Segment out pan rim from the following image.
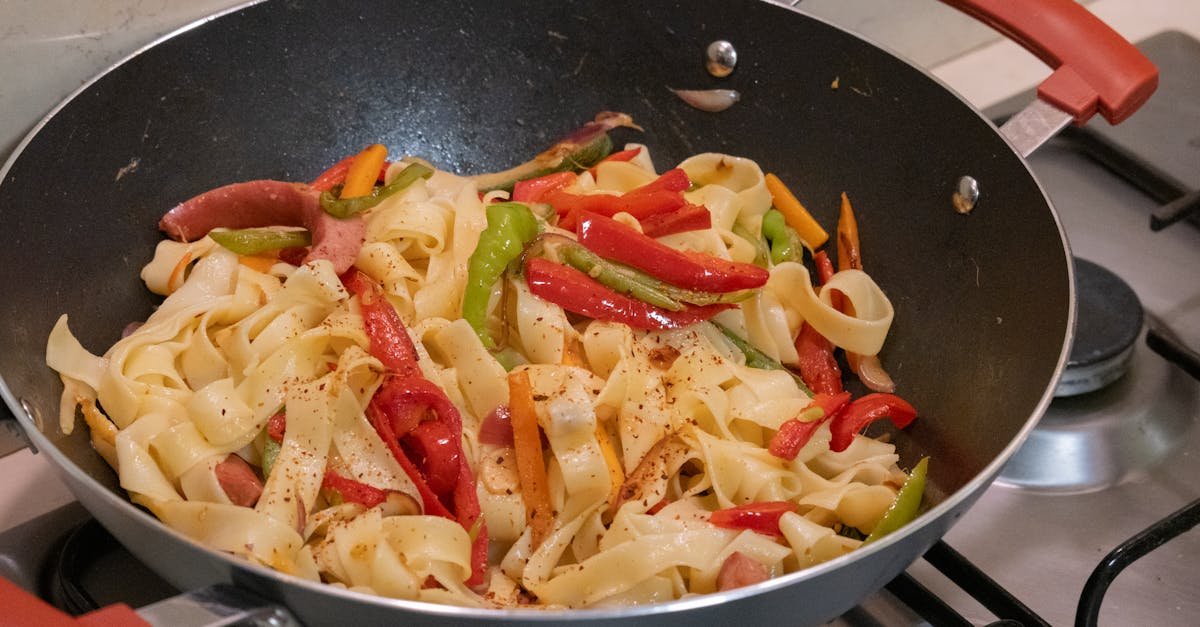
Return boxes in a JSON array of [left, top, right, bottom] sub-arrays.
[[0, 0, 1077, 619]]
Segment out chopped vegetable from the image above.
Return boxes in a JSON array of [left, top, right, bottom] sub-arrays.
[[266, 412, 286, 443], [794, 323, 842, 396], [558, 242, 683, 311], [210, 228, 311, 256], [837, 192, 862, 272], [639, 203, 712, 238], [319, 162, 433, 219], [341, 270, 423, 378], [347, 271, 488, 585], [552, 168, 691, 229], [310, 154, 389, 192], [713, 322, 813, 395], [828, 393, 918, 453], [764, 173, 829, 249], [322, 470, 388, 508], [463, 202, 542, 348], [576, 212, 769, 292], [865, 457, 929, 543], [709, 501, 798, 537], [557, 241, 751, 312], [672, 88, 741, 113], [761, 209, 804, 264], [813, 250, 843, 312], [508, 370, 553, 549], [767, 392, 849, 460], [261, 438, 281, 477], [732, 222, 770, 268], [594, 423, 625, 508], [588, 146, 642, 176], [512, 171, 577, 203], [340, 144, 388, 199], [525, 257, 732, 330], [471, 112, 639, 193], [404, 419, 464, 499]]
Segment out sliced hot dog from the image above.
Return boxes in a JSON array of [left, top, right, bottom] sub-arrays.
[[214, 453, 264, 507], [716, 551, 771, 591]]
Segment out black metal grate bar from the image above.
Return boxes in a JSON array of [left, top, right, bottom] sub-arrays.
[[1075, 498, 1200, 627], [884, 571, 972, 627], [922, 541, 1050, 627]]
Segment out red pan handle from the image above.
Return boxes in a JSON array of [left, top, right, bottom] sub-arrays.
[[940, 0, 1158, 125], [0, 576, 148, 626]]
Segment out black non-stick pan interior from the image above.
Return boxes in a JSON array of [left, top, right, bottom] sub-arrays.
[[0, 0, 1069, 510]]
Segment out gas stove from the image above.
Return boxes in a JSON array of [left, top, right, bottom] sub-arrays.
[[1, 6, 1198, 627]]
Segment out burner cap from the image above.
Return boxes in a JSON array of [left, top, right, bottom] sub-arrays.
[[1055, 258, 1143, 397]]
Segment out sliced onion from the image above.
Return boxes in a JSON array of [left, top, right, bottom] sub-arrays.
[[672, 88, 741, 113], [848, 352, 896, 393]]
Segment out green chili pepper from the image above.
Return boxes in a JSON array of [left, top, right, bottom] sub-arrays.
[[713, 322, 814, 396], [733, 221, 770, 268], [762, 209, 805, 264], [558, 243, 755, 311], [559, 244, 685, 311], [464, 202, 542, 348], [865, 457, 929, 543], [476, 131, 614, 193], [261, 438, 282, 478], [209, 228, 311, 256], [319, 162, 434, 218]]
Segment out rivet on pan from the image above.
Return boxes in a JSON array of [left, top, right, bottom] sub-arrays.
[[705, 40, 737, 78], [953, 176, 980, 214]]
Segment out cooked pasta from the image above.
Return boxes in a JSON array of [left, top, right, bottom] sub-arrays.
[[46, 134, 921, 609]]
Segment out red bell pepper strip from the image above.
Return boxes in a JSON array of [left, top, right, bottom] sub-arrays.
[[627, 168, 690, 195], [403, 419, 464, 500], [587, 146, 642, 176], [709, 501, 798, 538], [512, 171, 577, 203], [828, 393, 918, 453], [346, 270, 487, 586], [576, 212, 769, 292], [341, 270, 423, 379], [767, 392, 850, 460], [311, 155, 390, 192], [813, 250, 845, 314], [552, 189, 685, 230], [794, 323, 842, 396], [322, 470, 389, 508], [266, 412, 286, 444], [639, 203, 712, 238], [524, 257, 732, 330]]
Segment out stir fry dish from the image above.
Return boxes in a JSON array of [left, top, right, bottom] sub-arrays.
[[46, 113, 927, 608]]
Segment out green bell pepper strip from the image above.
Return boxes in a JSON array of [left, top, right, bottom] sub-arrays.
[[558, 242, 755, 311], [209, 228, 311, 256], [761, 209, 804, 264], [464, 202, 542, 348], [733, 221, 770, 268], [559, 243, 685, 311], [319, 162, 434, 219], [261, 438, 281, 477], [865, 456, 929, 543], [713, 322, 814, 396]]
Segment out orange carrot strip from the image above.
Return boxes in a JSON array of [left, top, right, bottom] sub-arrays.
[[836, 192, 862, 272], [508, 370, 553, 549], [166, 251, 193, 294], [341, 144, 388, 198], [238, 255, 276, 274], [764, 173, 829, 249]]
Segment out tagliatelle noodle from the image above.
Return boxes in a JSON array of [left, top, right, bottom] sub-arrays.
[[45, 144, 916, 610]]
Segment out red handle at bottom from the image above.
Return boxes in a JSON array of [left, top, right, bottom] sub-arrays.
[[0, 577, 148, 627]]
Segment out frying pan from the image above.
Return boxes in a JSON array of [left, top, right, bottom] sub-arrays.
[[0, 0, 1156, 624]]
